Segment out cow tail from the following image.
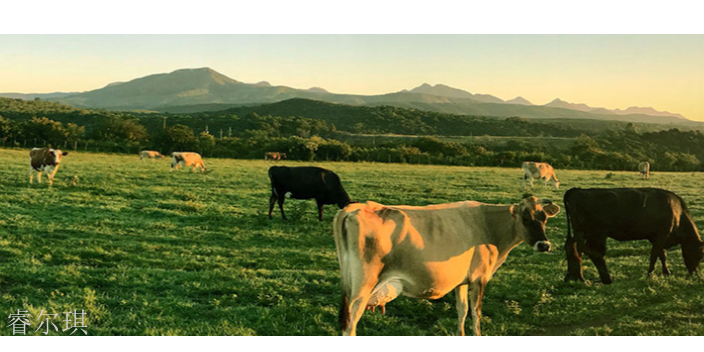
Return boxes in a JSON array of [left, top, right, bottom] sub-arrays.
[[564, 192, 573, 242], [333, 210, 351, 332], [268, 167, 278, 197]]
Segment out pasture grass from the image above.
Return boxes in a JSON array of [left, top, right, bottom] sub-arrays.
[[0, 148, 703, 335]]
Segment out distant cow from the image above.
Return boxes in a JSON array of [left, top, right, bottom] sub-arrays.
[[29, 148, 68, 185], [564, 187, 704, 284], [171, 152, 206, 173], [522, 161, 560, 189], [638, 161, 650, 179], [334, 197, 560, 336], [140, 150, 164, 160], [268, 166, 351, 221], [265, 152, 286, 161]]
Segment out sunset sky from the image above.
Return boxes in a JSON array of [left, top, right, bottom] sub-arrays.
[[1, 35, 703, 120]]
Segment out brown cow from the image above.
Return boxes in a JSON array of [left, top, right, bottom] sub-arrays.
[[265, 152, 286, 161], [171, 152, 206, 173], [140, 150, 164, 160], [29, 148, 68, 185], [522, 161, 560, 189]]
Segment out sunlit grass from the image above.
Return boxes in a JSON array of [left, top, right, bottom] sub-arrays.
[[0, 148, 702, 335]]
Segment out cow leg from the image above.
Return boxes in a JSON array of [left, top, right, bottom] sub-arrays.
[[37, 171, 42, 184], [583, 235, 612, 284], [455, 284, 469, 336], [29, 167, 34, 184], [316, 200, 325, 221], [341, 283, 375, 336], [648, 243, 670, 276], [469, 279, 485, 336], [660, 250, 671, 276], [564, 235, 585, 282], [268, 194, 277, 219], [278, 196, 288, 221], [47, 165, 59, 185], [343, 295, 370, 336]]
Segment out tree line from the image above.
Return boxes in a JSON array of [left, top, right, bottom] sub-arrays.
[[1, 97, 703, 172]]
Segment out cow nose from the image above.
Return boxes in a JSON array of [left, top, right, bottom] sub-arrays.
[[534, 241, 551, 252]]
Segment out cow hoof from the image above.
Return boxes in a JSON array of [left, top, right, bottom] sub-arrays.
[[601, 277, 613, 285], [564, 275, 585, 283]]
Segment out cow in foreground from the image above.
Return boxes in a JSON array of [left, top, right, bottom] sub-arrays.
[[171, 152, 206, 173], [140, 150, 164, 160], [564, 187, 704, 284], [29, 148, 68, 185], [638, 161, 650, 179], [522, 161, 560, 189], [268, 166, 351, 221], [334, 197, 560, 336]]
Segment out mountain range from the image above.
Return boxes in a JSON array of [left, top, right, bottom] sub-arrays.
[[0, 67, 691, 124]]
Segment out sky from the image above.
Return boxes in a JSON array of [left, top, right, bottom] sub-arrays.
[[1, 34, 703, 120]]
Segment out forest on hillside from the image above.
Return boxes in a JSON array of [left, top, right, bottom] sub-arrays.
[[1, 97, 704, 172]]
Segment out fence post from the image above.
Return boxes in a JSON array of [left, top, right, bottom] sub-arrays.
[[74, 141, 78, 151]]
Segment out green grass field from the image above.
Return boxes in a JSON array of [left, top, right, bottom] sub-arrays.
[[1, 148, 703, 336]]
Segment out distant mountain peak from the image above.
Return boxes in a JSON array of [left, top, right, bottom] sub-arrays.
[[544, 98, 593, 112], [505, 96, 533, 105], [306, 87, 329, 93], [545, 98, 687, 120], [408, 83, 504, 103], [253, 81, 271, 87]]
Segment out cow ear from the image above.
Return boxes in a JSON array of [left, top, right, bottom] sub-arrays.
[[62, 151, 69, 156], [543, 204, 561, 217]]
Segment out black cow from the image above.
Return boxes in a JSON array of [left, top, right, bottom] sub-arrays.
[[268, 166, 352, 221], [564, 187, 704, 284]]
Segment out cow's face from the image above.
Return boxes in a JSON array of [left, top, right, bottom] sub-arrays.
[[682, 242, 704, 274], [511, 197, 560, 252], [49, 149, 68, 164]]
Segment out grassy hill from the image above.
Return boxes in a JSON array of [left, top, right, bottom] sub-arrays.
[[1, 149, 703, 335]]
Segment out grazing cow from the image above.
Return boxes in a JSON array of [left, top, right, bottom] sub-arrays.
[[264, 152, 286, 161], [140, 150, 164, 160], [29, 148, 68, 185], [268, 166, 351, 221], [563, 187, 704, 284], [171, 152, 206, 173], [522, 161, 560, 189], [334, 197, 560, 336], [638, 161, 650, 179]]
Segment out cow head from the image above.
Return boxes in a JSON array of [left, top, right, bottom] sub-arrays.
[[682, 241, 704, 275], [511, 197, 560, 252], [48, 149, 68, 164]]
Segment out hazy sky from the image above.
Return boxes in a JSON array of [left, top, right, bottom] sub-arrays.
[[2, 35, 703, 120]]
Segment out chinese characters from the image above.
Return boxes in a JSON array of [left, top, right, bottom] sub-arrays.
[[7, 309, 88, 335]]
